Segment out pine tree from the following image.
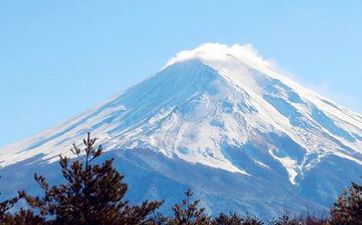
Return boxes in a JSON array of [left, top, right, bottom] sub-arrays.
[[239, 217, 263, 225], [212, 213, 263, 225], [212, 213, 243, 225], [0, 197, 19, 224], [0, 198, 16, 223], [167, 189, 210, 225], [269, 214, 328, 225], [269, 214, 299, 225], [329, 179, 362, 225], [303, 216, 326, 225], [19, 133, 162, 225], [1, 209, 45, 225], [148, 212, 169, 225]]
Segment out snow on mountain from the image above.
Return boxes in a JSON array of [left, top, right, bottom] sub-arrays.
[[1, 43, 362, 217]]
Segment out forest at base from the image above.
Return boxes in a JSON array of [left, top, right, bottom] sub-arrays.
[[0, 134, 361, 225]]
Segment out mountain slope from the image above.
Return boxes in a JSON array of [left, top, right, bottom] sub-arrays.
[[1, 43, 361, 218]]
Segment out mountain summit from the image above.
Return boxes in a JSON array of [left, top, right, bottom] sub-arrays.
[[1, 43, 362, 217]]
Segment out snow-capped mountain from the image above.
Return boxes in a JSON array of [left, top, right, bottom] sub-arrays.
[[1, 43, 362, 218]]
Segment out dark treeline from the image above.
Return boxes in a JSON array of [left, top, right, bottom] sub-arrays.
[[0, 134, 361, 225]]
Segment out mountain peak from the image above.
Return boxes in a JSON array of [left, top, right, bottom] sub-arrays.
[[1, 43, 362, 181], [1, 43, 362, 217], [165, 43, 299, 98]]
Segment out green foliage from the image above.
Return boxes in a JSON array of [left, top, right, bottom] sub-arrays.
[[0, 197, 19, 224], [212, 213, 243, 225], [147, 212, 169, 225], [212, 213, 263, 225], [0, 134, 360, 225], [303, 215, 327, 225], [330, 180, 362, 225], [18, 133, 162, 225], [167, 189, 210, 225], [269, 214, 300, 225], [269, 213, 328, 225], [1, 209, 45, 225]]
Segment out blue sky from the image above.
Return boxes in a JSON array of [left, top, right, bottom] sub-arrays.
[[1, 0, 361, 146]]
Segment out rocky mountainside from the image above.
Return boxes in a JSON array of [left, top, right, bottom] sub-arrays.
[[1, 43, 361, 218]]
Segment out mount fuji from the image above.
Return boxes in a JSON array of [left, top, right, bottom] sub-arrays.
[[1, 43, 362, 218]]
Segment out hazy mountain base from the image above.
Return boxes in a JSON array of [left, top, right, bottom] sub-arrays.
[[2, 148, 361, 219]]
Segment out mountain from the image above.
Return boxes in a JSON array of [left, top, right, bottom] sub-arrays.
[[1, 43, 362, 218]]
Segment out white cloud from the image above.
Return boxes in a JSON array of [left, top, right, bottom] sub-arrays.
[[165, 42, 274, 69]]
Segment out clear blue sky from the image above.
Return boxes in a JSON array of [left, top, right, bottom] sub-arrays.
[[1, 0, 361, 147]]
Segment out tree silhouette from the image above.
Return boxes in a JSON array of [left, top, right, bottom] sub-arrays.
[[19, 133, 162, 225], [269, 214, 299, 225], [1, 209, 45, 225], [212, 213, 263, 225], [330, 179, 362, 225], [167, 189, 210, 225]]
